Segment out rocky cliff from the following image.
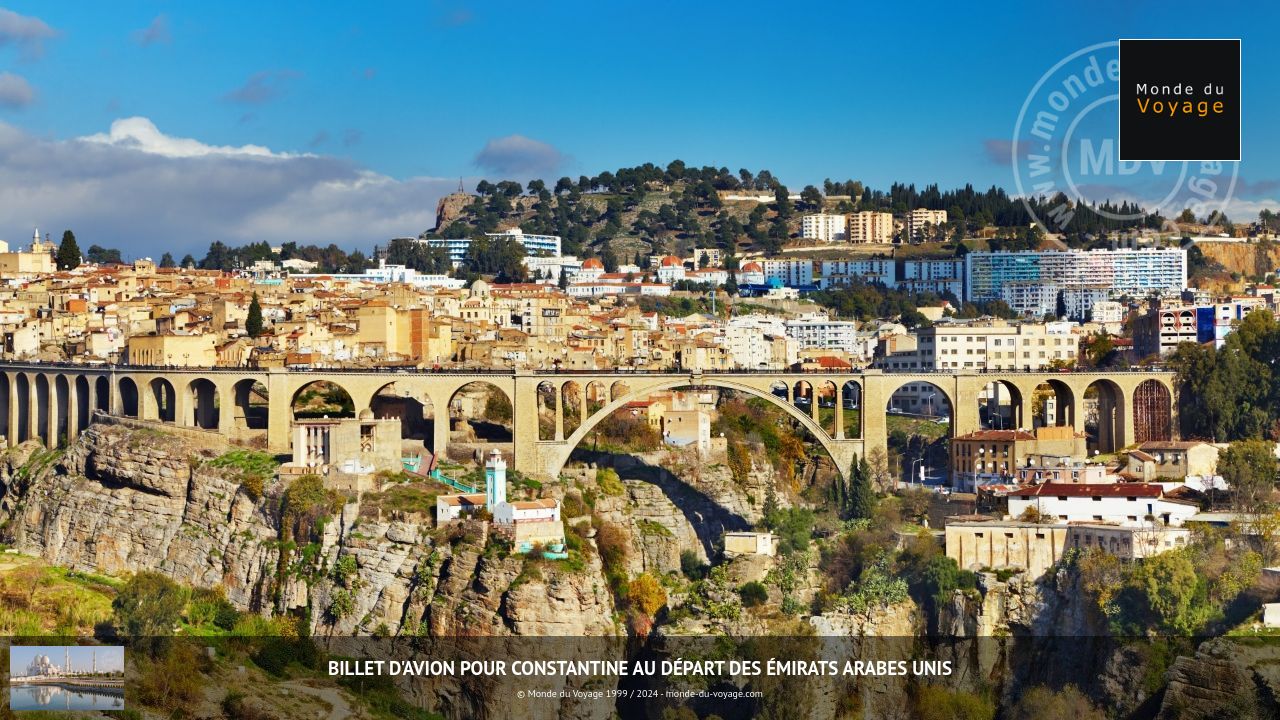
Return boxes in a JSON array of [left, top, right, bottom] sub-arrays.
[[2, 424, 280, 610], [0, 423, 625, 719]]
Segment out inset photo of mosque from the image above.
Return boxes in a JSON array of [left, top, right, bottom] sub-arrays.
[[9, 646, 124, 712]]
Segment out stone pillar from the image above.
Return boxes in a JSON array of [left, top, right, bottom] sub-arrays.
[[951, 380, 981, 439], [1018, 392, 1034, 431], [5, 374, 16, 447], [266, 370, 292, 453], [431, 391, 449, 460], [138, 378, 155, 422], [28, 376, 39, 446], [44, 377, 56, 447], [65, 376, 78, 445], [1117, 385, 1133, 450], [834, 383, 844, 440], [578, 387, 588, 434], [218, 381, 236, 434], [174, 380, 192, 427], [860, 373, 889, 468], [554, 391, 564, 441], [511, 374, 545, 478]]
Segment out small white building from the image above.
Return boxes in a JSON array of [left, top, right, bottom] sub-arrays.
[[724, 532, 778, 557], [1008, 483, 1200, 527], [436, 493, 487, 522], [485, 449, 565, 547]]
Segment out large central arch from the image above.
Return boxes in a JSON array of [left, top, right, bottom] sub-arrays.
[[546, 376, 852, 479]]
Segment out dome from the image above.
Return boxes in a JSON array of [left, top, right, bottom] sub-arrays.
[[741, 262, 762, 272], [358, 408, 374, 420], [660, 255, 682, 267], [582, 258, 604, 269]]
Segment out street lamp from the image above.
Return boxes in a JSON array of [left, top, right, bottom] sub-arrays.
[[910, 457, 926, 487]]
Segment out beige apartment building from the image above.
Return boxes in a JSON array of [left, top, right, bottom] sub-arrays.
[[880, 320, 1079, 372], [905, 208, 947, 241], [946, 520, 1191, 578], [126, 333, 218, 366], [846, 211, 894, 244]]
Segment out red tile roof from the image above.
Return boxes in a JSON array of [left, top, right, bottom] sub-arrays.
[[954, 430, 1036, 442], [1009, 482, 1163, 498]]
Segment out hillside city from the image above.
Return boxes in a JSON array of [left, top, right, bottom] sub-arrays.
[[2, 168, 1280, 718]]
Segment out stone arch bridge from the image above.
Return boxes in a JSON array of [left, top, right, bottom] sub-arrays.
[[0, 362, 1177, 482]]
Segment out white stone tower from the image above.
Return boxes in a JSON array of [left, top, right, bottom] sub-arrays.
[[485, 448, 506, 508]]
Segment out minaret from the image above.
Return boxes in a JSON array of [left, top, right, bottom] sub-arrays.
[[32, 227, 40, 252], [64, 647, 69, 675], [485, 448, 506, 508], [92, 650, 96, 674]]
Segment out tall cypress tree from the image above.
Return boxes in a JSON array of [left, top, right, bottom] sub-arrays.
[[56, 230, 82, 270], [245, 293, 264, 338], [848, 455, 878, 520]]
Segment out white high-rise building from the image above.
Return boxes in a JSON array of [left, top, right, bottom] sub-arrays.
[[801, 214, 847, 242], [965, 248, 1187, 316]]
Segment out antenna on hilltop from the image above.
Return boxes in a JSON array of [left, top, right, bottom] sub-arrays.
[[458, 177, 465, 194]]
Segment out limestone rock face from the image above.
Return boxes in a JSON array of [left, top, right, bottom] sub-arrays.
[[1157, 637, 1280, 720], [4, 424, 279, 610]]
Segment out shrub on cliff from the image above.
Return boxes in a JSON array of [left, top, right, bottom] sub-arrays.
[[113, 571, 190, 638]]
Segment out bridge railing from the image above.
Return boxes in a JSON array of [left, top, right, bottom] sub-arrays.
[[0, 360, 1173, 376]]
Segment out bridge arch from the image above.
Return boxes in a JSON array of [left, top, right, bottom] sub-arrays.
[[0, 371, 8, 444], [1084, 378, 1126, 453], [978, 379, 1023, 430], [187, 378, 220, 429], [1133, 378, 1172, 444], [840, 380, 862, 439], [34, 374, 50, 446], [536, 381, 558, 441], [148, 377, 177, 423], [368, 381, 437, 450], [53, 374, 70, 446], [1028, 378, 1076, 428], [93, 376, 109, 414], [448, 380, 513, 445], [291, 380, 355, 420], [548, 376, 849, 481], [881, 377, 956, 424], [73, 375, 90, 435], [118, 377, 139, 418], [232, 378, 268, 431]]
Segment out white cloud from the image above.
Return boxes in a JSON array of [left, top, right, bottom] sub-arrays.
[[0, 118, 462, 258], [81, 116, 296, 159], [474, 134, 567, 177], [0, 72, 34, 108], [0, 8, 57, 60], [132, 14, 171, 46]]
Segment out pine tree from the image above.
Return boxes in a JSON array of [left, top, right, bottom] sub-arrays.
[[245, 293, 264, 338], [848, 455, 877, 520], [56, 230, 81, 270]]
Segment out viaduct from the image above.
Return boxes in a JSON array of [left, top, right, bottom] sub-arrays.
[[0, 362, 1177, 481]]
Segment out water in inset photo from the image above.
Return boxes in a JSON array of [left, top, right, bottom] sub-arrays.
[[9, 645, 125, 712]]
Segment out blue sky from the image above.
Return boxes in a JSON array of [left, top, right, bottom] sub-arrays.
[[10, 645, 124, 675], [0, 1, 1276, 256]]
